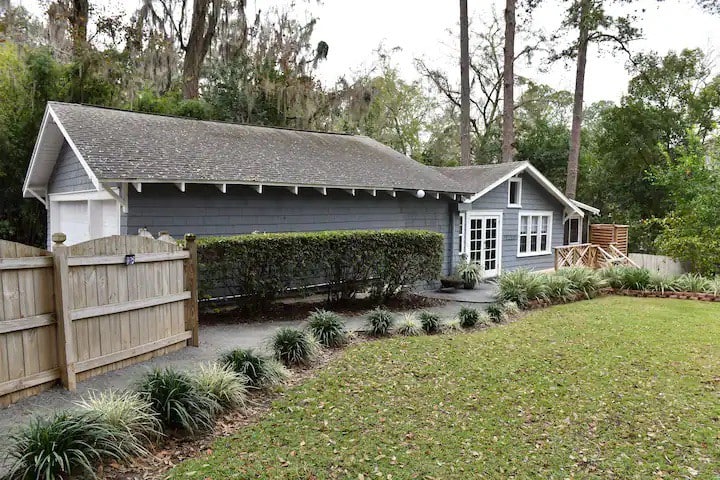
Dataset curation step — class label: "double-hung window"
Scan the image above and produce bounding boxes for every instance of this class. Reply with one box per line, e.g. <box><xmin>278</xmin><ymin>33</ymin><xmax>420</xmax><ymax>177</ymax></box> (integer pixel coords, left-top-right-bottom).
<box><xmin>518</xmin><ymin>212</ymin><xmax>552</xmax><ymax>256</ymax></box>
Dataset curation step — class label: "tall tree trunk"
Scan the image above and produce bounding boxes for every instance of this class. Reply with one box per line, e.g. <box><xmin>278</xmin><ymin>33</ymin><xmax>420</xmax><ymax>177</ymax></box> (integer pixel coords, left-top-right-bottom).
<box><xmin>459</xmin><ymin>0</ymin><xmax>472</xmax><ymax>166</ymax></box>
<box><xmin>566</xmin><ymin>0</ymin><xmax>589</xmax><ymax>199</ymax></box>
<box><xmin>182</xmin><ymin>0</ymin><xmax>219</xmax><ymax>100</ymax></box>
<box><xmin>501</xmin><ymin>0</ymin><xmax>516</xmax><ymax>163</ymax></box>
<box><xmin>68</xmin><ymin>0</ymin><xmax>88</xmax><ymax>54</ymax></box>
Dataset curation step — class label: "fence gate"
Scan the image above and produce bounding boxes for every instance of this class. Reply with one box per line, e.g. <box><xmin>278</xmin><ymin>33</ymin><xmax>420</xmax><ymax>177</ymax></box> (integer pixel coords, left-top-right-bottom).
<box><xmin>0</xmin><ymin>234</ymin><xmax>198</xmax><ymax>406</ymax></box>
<box><xmin>0</xmin><ymin>241</ymin><xmax>57</xmax><ymax>405</ymax></box>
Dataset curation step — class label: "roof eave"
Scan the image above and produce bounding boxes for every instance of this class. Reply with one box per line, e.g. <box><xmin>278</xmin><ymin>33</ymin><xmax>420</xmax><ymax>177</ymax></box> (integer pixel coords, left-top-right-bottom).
<box><xmin>103</xmin><ymin>178</ymin><xmax>474</xmax><ymax>197</ymax></box>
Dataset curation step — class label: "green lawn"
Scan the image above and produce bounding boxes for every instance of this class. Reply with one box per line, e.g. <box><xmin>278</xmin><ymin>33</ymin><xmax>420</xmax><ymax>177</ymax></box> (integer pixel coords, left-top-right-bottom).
<box><xmin>172</xmin><ymin>297</ymin><xmax>720</xmax><ymax>479</ymax></box>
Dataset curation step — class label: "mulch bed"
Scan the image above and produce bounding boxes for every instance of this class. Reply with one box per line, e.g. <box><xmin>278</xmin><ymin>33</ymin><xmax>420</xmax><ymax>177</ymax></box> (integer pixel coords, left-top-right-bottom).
<box><xmin>200</xmin><ymin>293</ymin><xmax>444</xmax><ymax>325</ymax></box>
<box><xmin>100</xmin><ymin>344</ymin><xmax>350</xmax><ymax>480</ymax></box>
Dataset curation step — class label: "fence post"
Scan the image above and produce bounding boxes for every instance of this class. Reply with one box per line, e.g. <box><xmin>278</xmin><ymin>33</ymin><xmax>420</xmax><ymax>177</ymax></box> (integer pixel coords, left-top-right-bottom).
<box><xmin>184</xmin><ymin>233</ymin><xmax>199</xmax><ymax>347</ymax></box>
<box><xmin>51</xmin><ymin>233</ymin><xmax>77</xmax><ymax>391</ymax></box>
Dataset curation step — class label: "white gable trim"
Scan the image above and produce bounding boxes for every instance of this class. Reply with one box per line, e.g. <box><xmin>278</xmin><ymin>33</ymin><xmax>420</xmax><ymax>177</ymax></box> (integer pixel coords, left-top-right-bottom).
<box><xmin>48</xmin><ymin>105</ymin><xmax>101</xmax><ymax>191</ymax></box>
<box><xmin>571</xmin><ymin>199</ymin><xmax>600</xmax><ymax>215</ymax></box>
<box><xmin>464</xmin><ymin>163</ymin><xmax>584</xmax><ymax>217</ymax></box>
<box><xmin>22</xmin><ymin>107</ymin><xmax>52</xmax><ymax>198</ymax></box>
<box><xmin>24</xmin><ymin>104</ymin><xmax>101</xmax><ymax>200</ymax></box>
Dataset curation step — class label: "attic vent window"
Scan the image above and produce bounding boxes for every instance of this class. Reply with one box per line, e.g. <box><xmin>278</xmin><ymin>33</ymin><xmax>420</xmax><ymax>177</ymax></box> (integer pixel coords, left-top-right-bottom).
<box><xmin>508</xmin><ymin>178</ymin><xmax>522</xmax><ymax>207</ymax></box>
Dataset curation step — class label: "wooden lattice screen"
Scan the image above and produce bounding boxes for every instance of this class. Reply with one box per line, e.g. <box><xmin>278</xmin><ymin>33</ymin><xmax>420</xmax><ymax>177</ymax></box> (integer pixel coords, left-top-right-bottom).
<box><xmin>590</xmin><ymin>224</ymin><xmax>629</xmax><ymax>255</ymax></box>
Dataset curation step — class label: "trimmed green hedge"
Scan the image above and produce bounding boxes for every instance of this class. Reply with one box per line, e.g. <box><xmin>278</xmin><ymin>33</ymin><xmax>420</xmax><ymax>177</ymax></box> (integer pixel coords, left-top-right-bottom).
<box><xmin>197</xmin><ymin>230</ymin><xmax>444</xmax><ymax>308</ymax></box>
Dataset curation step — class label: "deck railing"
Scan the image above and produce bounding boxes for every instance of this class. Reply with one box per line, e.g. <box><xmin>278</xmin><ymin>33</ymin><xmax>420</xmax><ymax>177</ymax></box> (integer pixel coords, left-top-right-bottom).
<box><xmin>554</xmin><ymin>243</ymin><xmax>638</xmax><ymax>270</ymax></box>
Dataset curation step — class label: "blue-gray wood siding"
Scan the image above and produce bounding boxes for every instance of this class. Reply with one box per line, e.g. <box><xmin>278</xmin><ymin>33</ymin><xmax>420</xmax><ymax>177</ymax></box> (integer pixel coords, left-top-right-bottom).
<box><xmin>456</xmin><ymin>173</ymin><xmax>567</xmax><ymax>273</ymax></box>
<box><xmin>47</xmin><ymin>142</ymin><xmax>95</xmax><ymax>194</ymax></box>
<box><xmin>125</xmin><ymin>184</ymin><xmax>455</xmax><ymax>274</ymax></box>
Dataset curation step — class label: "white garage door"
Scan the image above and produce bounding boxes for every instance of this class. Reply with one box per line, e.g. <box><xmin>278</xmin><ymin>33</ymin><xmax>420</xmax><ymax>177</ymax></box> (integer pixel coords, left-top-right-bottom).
<box><xmin>50</xmin><ymin>196</ymin><xmax>120</xmax><ymax>246</ymax></box>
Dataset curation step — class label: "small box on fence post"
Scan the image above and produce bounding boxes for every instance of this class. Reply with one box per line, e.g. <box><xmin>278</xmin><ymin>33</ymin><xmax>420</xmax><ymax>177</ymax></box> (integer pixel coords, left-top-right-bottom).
<box><xmin>51</xmin><ymin>233</ymin><xmax>77</xmax><ymax>391</ymax></box>
<box><xmin>184</xmin><ymin>233</ymin><xmax>200</xmax><ymax>347</ymax></box>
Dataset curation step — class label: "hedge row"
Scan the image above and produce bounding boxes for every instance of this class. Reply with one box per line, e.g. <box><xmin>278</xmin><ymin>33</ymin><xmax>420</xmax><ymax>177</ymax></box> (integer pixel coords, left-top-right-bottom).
<box><xmin>196</xmin><ymin>230</ymin><xmax>444</xmax><ymax>308</ymax></box>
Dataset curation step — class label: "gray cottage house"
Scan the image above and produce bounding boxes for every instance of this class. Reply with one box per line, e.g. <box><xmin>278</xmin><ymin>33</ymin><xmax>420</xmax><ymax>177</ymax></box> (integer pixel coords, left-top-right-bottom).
<box><xmin>23</xmin><ymin>102</ymin><xmax>594</xmax><ymax>278</ymax></box>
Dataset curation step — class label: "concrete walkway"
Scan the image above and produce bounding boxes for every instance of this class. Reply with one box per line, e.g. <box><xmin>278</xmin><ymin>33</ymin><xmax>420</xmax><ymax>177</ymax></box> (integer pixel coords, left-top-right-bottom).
<box><xmin>0</xmin><ymin>301</ymin><xmax>474</xmax><ymax>473</ymax></box>
<box><xmin>416</xmin><ymin>282</ymin><xmax>498</xmax><ymax>303</ymax></box>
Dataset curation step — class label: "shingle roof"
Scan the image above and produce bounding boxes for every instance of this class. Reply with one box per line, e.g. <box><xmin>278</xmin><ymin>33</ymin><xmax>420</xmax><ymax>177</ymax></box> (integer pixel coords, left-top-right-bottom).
<box><xmin>434</xmin><ymin>162</ymin><xmax>527</xmax><ymax>193</ymax></box>
<box><xmin>47</xmin><ymin>102</ymin><xmax>472</xmax><ymax>193</ymax></box>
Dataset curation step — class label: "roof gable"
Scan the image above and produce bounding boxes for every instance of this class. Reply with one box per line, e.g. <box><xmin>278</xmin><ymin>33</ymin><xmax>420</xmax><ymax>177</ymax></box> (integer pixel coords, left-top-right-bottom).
<box><xmin>436</xmin><ymin>162</ymin><xmax>584</xmax><ymax>216</ymax></box>
<box><xmin>24</xmin><ymin>102</ymin><xmax>472</xmax><ymax>195</ymax></box>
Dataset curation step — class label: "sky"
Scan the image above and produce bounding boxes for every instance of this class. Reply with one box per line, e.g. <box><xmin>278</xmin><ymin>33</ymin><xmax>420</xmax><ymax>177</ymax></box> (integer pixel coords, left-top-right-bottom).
<box><xmin>17</xmin><ymin>0</ymin><xmax>720</xmax><ymax>104</ymax></box>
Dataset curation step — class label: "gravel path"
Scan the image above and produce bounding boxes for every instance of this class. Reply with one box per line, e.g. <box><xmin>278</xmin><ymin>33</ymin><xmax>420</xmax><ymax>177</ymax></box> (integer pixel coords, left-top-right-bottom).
<box><xmin>0</xmin><ymin>301</ymin><xmax>473</xmax><ymax>473</ymax></box>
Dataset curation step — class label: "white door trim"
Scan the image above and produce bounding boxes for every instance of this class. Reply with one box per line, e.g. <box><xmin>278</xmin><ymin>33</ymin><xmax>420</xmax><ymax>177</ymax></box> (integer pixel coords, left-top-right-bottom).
<box><xmin>464</xmin><ymin>210</ymin><xmax>503</xmax><ymax>278</ymax></box>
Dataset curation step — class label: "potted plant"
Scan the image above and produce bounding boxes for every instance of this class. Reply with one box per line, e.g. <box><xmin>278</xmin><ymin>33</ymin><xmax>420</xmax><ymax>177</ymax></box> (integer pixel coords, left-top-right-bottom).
<box><xmin>456</xmin><ymin>255</ymin><xmax>482</xmax><ymax>289</ymax></box>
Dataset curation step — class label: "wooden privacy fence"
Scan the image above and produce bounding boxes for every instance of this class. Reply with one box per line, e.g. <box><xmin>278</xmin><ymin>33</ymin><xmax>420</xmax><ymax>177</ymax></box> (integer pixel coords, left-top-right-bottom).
<box><xmin>590</xmin><ymin>224</ymin><xmax>629</xmax><ymax>256</ymax></box>
<box><xmin>0</xmin><ymin>233</ymin><xmax>199</xmax><ymax>407</ymax></box>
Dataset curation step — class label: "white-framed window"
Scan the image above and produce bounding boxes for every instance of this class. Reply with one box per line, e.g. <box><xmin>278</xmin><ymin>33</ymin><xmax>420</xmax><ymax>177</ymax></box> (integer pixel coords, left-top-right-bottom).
<box><xmin>518</xmin><ymin>211</ymin><xmax>552</xmax><ymax>257</ymax></box>
<box><xmin>508</xmin><ymin>178</ymin><xmax>522</xmax><ymax>207</ymax></box>
<box><xmin>458</xmin><ymin>213</ymin><xmax>465</xmax><ymax>254</ymax></box>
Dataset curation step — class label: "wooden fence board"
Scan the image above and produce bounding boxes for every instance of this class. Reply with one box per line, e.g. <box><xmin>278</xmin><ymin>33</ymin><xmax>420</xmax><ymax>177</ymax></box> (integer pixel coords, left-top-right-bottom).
<box><xmin>1</xmin><ymin>234</ymin><xmax>196</xmax><ymax>407</ymax></box>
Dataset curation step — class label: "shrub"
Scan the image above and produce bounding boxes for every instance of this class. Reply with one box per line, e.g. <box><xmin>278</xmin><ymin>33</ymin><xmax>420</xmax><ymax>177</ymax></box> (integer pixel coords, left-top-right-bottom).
<box><xmin>674</xmin><ymin>273</ymin><xmax>711</xmax><ymax>293</ymax></box>
<box><xmin>418</xmin><ymin>311</ymin><xmax>441</xmax><ymax>334</ymax></box>
<box><xmin>486</xmin><ymin>303</ymin><xmax>506</xmax><ymax>323</ymax></box>
<box><xmin>441</xmin><ymin>319</ymin><xmax>464</xmax><ymax>334</ymax></box>
<box><xmin>220</xmin><ymin>348</ymin><xmax>290</xmax><ymax>388</ymax></box>
<box><xmin>457</xmin><ymin>307</ymin><xmax>480</xmax><ymax>328</ymax></box>
<box><xmin>5</xmin><ymin>411</ymin><xmax>136</xmax><ymax>480</ymax></box>
<box><xmin>557</xmin><ymin>267</ymin><xmax>605</xmax><ymax>298</ymax></box>
<box><xmin>542</xmin><ymin>274</ymin><xmax>577</xmax><ymax>303</ymax></box>
<box><xmin>496</xmin><ymin>269</ymin><xmax>547</xmax><ymax>307</ymax></box>
<box><xmin>366</xmin><ymin>307</ymin><xmax>395</xmax><ymax>336</ymax></box>
<box><xmin>395</xmin><ymin>313</ymin><xmax>423</xmax><ymax>336</ymax></box>
<box><xmin>190</xmin><ymin>363</ymin><xmax>249</xmax><ymax>409</ymax></box>
<box><xmin>75</xmin><ymin>390</ymin><xmax>161</xmax><ymax>445</ymax></box>
<box><xmin>271</xmin><ymin>328</ymin><xmax>321</xmax><ymax>367</ymax></box>
<box><xmin>135</xmin><ymin>368</ymin><xmax>219</xmax><ymax>434</ymax></box>
<box><xmin>196</xmin><ymin>230</ymin><xmax>444</xmax><ymax>308</ymax></box>
<box><xmin>307</xmin><ymin>309</ymin><xmax>348</xmax><ymax>348</ymax></box>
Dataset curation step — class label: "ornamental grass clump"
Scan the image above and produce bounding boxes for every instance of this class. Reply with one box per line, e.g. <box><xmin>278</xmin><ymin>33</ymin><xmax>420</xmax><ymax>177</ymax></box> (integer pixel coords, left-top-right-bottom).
<box><xmin>75</xmin><ymin>390</ymin><xmax>162</xmax><ymax>446</ymax></box>
<box><xmin>135</xmin><ymin>368</ymin><xmax>219</xmax><ymax>434</ymax></box>
<box><xmin>486</xmin><ymin>303</ymin><xmax>506</xmax><ymax>323</ymax></box>
<box><xmin>674</xmin><ymin>273</ymin><xmax>711</xmax><ymax>293</ymax></box>
<box><xmin>220</xmin><ymin>348</ymin><xmax>290</xmax><ymax>389</ymax></box>
<box><xmin>418</xmin><ymin>311</ymin><xmax>441</xmax><ymax>334</ymax></box>
<box><xmin>441</xmin><ymin>318</ymin><xmax>464</xmax><ymax>334</ymax></box>
<box><xmin>647</xmin><ymin>273</ymin><xmax>678</xmax><ymax>294</ymax></box>
<box><xmin>601</xmin><ymin>266</ymin><xmax>651</xmax><ymax>291</ymax></box>
<box><xmin>189</xmin><ymin>363</ymin><xmax>249</xmax><ymax>410</ymax></box>
<box><xmin>496</xmin><ymin>269</ymin><xmax>547</xmax><ymax>307</ymax></box>
<box><xmin>366</xmin><ymin>307</ymin><xmax>395</xmax><ymax>337</ymax></box>
<box><xmin>542</xmin><ymin>274</ymin><xmax>577</xmax><ymax>303</ymax></box>
<box><xmin>5</xmin><ymin>410</ymin><xmax>136</xmax><ymax>480</ymax></box>
<box><xmin>307</xmin><ymin>309</ymin><xmax>348</xmax><ymax>348</ymax></box>
<box><xmin>457</xmin><ymin>307</ymin><xmax>481</xmax><ymax>328</ymax></box>
<box><xmin>395</xmin><ymin>313</ymin><xmax>424</xmax><ymax>336</ymax></box>
<box><xmin>502</xmin><ymin>301</ymin><xmax>521</xmax><ymax>316</ymax></box>
<box><xmin>557</xmin><ymin>267</ymin><xmax>605</xmax><ymax>298</ymax></box>
<box><xmin>271</xmin><ymin>327</ymin><xmax>321</xmax><ymax>367</ymax></box>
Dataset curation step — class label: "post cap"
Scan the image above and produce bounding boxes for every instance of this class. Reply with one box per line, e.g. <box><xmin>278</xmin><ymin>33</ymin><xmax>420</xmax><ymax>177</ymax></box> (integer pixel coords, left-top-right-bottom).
<box><xmin>51</xmin><ymin>233</ymin><xmax>66</xmax><ymax>244</ymax></box>
<box><xmin>184</xmin><ymin>233</ymin><xmax>196</xmax><ymax>241</ymax></box>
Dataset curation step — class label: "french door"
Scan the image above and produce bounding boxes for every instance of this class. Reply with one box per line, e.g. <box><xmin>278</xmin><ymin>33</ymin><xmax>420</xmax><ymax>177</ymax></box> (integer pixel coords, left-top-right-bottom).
<box><xmin>465</xmin><ymin>213</ymin><xmax>502</xmax><ymax>278</ymax></box>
